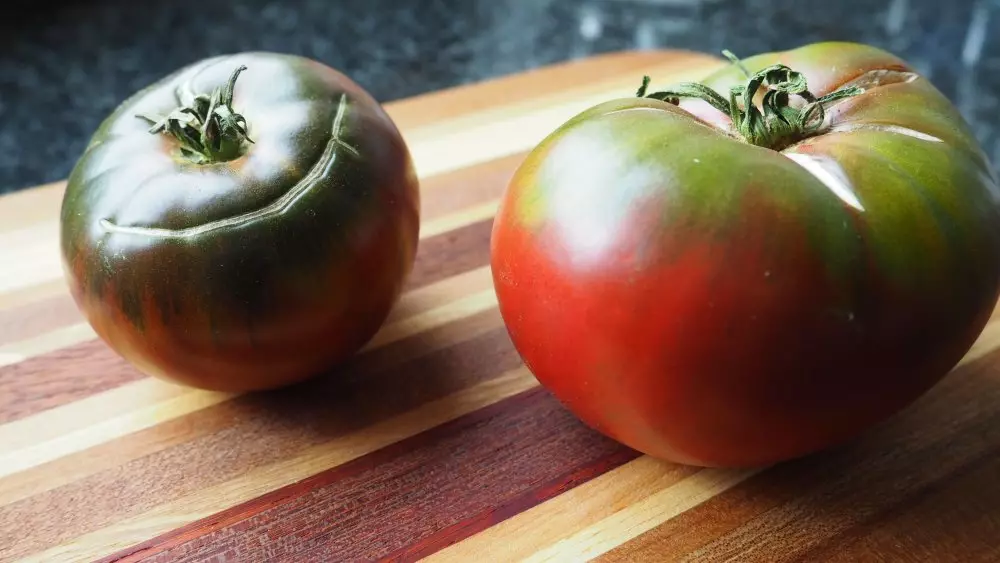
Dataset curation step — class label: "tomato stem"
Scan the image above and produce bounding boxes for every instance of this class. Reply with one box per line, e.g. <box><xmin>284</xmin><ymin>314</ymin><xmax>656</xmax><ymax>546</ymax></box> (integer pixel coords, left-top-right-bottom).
<box><xmin>636</xmin><ymin>50</ymin><xmax>865</xmax><ymax>150</ymax></box>
<box><xmin>136</xmin><ymin>65</ymin><xmax>254</xmax><ymax>164</ymax></box>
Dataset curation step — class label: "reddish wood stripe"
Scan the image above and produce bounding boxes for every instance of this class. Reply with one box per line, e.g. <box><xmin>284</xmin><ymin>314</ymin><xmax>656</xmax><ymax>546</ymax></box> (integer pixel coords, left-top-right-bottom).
<box><xmin>381</xmin><ymin>447</ymin><xmax>640</xmax><ymax>562</ymax></box>
<box><xmin>104</xmin><ymin>388</ymin><xmax>637</xmax><ymax>563</ymax></box>
<box><xmin>597</xmin><ymin>348</ymin><xmax>1000</xmax><ymax>562</ymax></box>
<box><xmin>0</xmin><ymin>311</ymin><xmax>517</xmax><ymax>561</ymax></box>
<box><xmin>0</xmin><ymin>216</ymin><xmax>496</xmax><ymax>425</ymax></box>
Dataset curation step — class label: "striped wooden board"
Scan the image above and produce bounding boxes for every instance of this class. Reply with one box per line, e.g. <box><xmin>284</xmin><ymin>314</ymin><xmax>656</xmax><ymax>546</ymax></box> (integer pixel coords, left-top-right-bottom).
<box><xmin>2</xmin><ymin>49</ymin><xmax>1000</xmax><ymax>563</ymax></box>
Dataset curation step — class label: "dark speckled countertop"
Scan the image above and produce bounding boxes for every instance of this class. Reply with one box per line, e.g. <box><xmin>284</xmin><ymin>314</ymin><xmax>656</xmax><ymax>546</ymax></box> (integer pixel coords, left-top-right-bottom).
<box><xmin>1</xmin><ymin>0</ymin><xmax>996</xmax><ymax>192</ymax></box>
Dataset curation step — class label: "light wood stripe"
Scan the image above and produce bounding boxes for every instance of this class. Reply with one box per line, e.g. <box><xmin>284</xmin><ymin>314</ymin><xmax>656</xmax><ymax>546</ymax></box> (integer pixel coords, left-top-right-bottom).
<box><xmin>20</xmin><ymin>367</ymin><xmax>538</xmax><ymax>563</ymax></box>
<box><xmin>0</xmin><ymin>182</ymin><xmax>63</xmax><ymax>232</ymax></box>
<box><xmin>364</xmin><ymin>289</ymin><xmax>496</xmax><ymax>351</ymax></box>
<box><xmin>424</xmin><ymin>456</ymin><xmax>700</xmax><ymax>563</ymax></box>
<box><xmin>0</xmin><ymin>222</ymin><xmax>60</xmax><ymax>296</ymax></box>
<box><xmin>0</xmin><ymin>279</ymin><xmax>64</xmax><ymax>312</ymax></box>
<box><xmin>524</xmin><ymin>467</ymin><xmax>759</xmax><ymax>563</ymax></box>
<box><xmin>424</xmin><ymin>461</ymin><xmax>754</xmax><ymax>563</ymax></box>
<box><xmin>0</xmin><ymin>383</ymin><xmax>228</xmax><ymax>482</ymax></box>
<box><xmin>420</xmin><ymin>199</ymin><xmax>499</xmax><ymax>239</ymax></box>
<box><xmin>959</xmin><ymin>311</ymin><xmax>1000</xmax><ymax>365</ymax></box>
<box><xmin>0</xmin><ymin>322</ymin><xmax>94</xmax><ymax>369</ymax></box>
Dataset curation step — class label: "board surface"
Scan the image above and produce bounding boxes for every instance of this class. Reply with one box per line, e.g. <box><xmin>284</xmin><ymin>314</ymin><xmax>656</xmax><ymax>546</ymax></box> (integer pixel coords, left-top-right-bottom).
<box><xmin>2</xmin><ymin>49</ymin><xmax>1000</xmax><ymax>563</ymax></box>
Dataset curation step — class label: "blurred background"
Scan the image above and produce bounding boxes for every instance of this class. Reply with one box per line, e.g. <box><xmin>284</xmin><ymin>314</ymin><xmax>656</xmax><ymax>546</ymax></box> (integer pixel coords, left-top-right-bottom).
<box><xmin>1</xmin><ymin>0</ymin><xmax>996</xmax><ymax>193</ymax></box>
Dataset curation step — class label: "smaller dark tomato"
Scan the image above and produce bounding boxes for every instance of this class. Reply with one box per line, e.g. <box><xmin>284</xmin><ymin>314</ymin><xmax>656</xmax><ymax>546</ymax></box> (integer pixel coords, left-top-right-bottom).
<box><xmin>60</xmin><ymin>53</ymin><xmax>420</xmax><ymax>391</ymax></box>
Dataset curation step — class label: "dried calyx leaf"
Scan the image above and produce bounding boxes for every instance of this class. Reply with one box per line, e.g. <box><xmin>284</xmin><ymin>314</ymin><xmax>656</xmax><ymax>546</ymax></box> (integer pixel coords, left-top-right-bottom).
<box><xmin>636</xmin><ymin>50</ymin><xmax>865</xmax><ymax>150</ymax></box>
<box><xmin>138</xmin><ymin>65</ymin><xmax>254</xmax><ymax>164</ymax></box>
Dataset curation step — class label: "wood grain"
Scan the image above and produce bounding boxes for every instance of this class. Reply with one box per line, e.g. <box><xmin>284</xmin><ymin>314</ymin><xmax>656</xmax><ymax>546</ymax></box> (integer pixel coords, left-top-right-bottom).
<box><xmin>20</xmin><ymin>368</ymin><xmax>540</xmax><ymax>563</ymax></box>
<box><xmin>803</xmin><ymin>452</ymin><xmax>1000</xmax><ymax>563</ymax></box>
<box><xmin>104</xmin><ymin>389</ymin><xmax>635</xmax><ymax>563</ymax></box>
<box><xmin>3</xmin><ymin>48</ymin><xmax>999</xmax><ymax>563</ymax></box>
<box><xmin>1</xmin><ymin>322</ymin><xmax>523</xmax><ymax>561</ymax></box>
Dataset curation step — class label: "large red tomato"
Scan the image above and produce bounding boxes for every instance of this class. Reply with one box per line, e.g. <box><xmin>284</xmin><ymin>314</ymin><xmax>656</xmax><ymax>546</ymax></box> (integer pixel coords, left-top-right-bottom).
<box><xmin>490</xmin><ymin>42</ymin><xmax>1000</xmax><ymax>467</ymax></box>
<box><xmin>61</xmin><ymin>53</ymin><xmax>419</xmax><ymax>392</ymax></box>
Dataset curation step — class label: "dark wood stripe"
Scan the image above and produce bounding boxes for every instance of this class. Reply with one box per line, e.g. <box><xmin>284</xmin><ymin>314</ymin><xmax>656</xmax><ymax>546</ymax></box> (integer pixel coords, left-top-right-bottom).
<box><xmin>0</xmin><ymin>340</ymin><xmax>144</xmax><ymax>424</ymax></box>
<box><xmin>404</xmin><ymin>219</ymin><xmax>492</xmax><ymax>291</ymax></box>
<box><xmin>102</xmin><ymin>388</ymin><xmax>636</xmax><ymax>563</ymax></box>
<box><xmin>0</xmin><ymin>309</ymin><xmax>516</xmax><ymax>562</ymax></box>
<box><xmin>0</xmin><ymin>212</ymin><xmax>497</xmax><ymax>425</ymax></box>
<box><xmin>796</xmin><ymin>451</ymin><xmax>1000</xmax><ymax>563</ymax></box>
<box><xmin>597</xmin><ymin>349</ymin><xmax>1000</xmax><ymax>563</ymax></box>
<box><xmin>415</xmin><ymin>152</ymin><xmax>522</xmax><ymax>220</ymax></box>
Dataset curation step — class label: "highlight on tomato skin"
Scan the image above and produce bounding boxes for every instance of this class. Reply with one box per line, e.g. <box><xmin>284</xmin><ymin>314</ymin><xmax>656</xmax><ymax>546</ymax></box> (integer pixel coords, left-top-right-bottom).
<box><xmin>489</xmin><ymin>41</ymin><xmax>1000</xmax><ymax>468</ymax></box>
<box><xmin>59</xmin><ymin>52</ymin><xmax>421</xmax><ymax>392</ymax></box>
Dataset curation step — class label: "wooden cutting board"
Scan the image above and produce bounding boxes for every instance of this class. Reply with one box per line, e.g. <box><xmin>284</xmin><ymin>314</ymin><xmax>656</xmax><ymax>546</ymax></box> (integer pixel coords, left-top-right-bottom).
<box><xmin>2</xmin><ymin>49</ymin><xmax>999</xmax><ymax>563</ymax></box>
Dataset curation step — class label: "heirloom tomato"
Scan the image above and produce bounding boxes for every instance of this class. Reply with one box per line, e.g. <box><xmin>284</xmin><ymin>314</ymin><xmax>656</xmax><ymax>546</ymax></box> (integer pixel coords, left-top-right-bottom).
<box><xmin>490</xmin><ymin>42</ymin><xmax>1000</xmax><ymax>467</ymax></box>
<box><xmin>60</xmin><ymin>53</ymin><xmax>420</xmax><ymax>392</ymax></box>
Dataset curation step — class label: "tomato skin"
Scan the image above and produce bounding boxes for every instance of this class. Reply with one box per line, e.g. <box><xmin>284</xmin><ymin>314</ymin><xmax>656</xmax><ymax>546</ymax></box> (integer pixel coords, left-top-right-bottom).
<box><xmin>490</xmin><ymin>42</ymin><xmax>1000</xmax><ymax>467</ymax></box>
<box><xmin>60</xmin><ymin>53</ymin><xmax>420</xmax><ymax>392</ymax></box>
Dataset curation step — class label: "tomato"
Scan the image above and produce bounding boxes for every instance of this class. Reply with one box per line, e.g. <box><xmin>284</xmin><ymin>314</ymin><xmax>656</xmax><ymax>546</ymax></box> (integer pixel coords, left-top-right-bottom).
<box><xmin>490</xmin><ymin>42</ymin><xmax>1000</xmax><ymax>467</ymax></box>
<box><xmin>60</xmin><ymin>53</ymin><xmax>420</xmax><ymax>392</ymax></box>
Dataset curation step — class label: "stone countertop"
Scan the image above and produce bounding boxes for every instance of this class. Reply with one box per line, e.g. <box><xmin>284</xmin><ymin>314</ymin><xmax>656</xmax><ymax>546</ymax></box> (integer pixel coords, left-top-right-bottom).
<box><xmin>1</xmin><ymin>0</ymin><xmax>996</xmax><ymax>192</ymax></box>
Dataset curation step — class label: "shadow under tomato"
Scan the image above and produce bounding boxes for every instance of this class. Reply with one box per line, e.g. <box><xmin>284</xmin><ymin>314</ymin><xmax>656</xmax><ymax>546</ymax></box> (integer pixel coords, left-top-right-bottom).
<box><xmin>230</xmin><ymin>316</ymin><xmax>522</xmax><ymax>441</ymax></box>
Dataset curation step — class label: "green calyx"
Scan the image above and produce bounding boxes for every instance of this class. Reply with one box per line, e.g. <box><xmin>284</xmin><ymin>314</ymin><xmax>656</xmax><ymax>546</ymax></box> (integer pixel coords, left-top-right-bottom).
<box><xmin>636</xmin><ymin>50</ymin><xmax>864</xmax><ymax>151</ymax></box>
<box><xmin>137</xmin><ymin>65</ymin><xmax>254</xmax><ymax>164</ymax></box>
